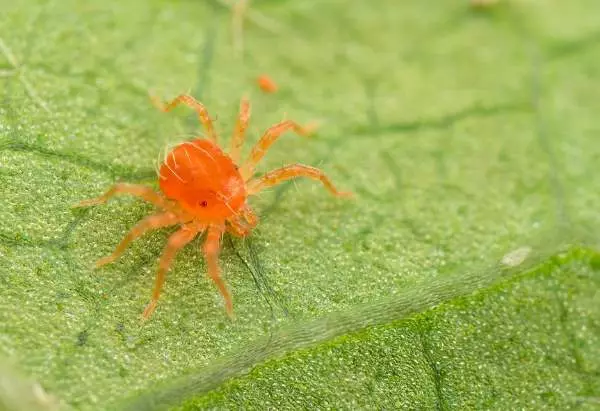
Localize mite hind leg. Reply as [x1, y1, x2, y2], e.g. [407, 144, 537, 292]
[203, 225, 233, 316]
[75, 183, 170, 209]
[142, 223, 202, 319]
[246, 164, 352, 197]
[95, 212, 179, 268]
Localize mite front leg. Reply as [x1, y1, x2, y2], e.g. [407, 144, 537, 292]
[225, 206, 258, 237]
[226, 218, 250, 237]
[150, 94, 218, 143]
[75, 183, 170, 209]
[246, 164, 352, 197]
[203, 225, 233, 316]
[242, 206, 259, 229]
[229, 98, 251, 162]
[142, 223, 202, 319]
[95, 212, 180, 268]
[239, 120, 314, 180]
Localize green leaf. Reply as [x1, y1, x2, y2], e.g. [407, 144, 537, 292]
[1, 0, 599, 410]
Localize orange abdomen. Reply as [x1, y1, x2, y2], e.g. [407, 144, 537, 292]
[159, 139, 247, 221]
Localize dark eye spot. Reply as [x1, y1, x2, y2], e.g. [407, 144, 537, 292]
[200, 200, 208, 208]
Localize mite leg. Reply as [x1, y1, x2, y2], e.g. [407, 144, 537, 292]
[95, 211, 179, 268]
[203, 225, 233, 316]
[226, 218, 249, 237]
[75, 183, 170, 209]
[150, 94, 218, 143]
[246, 164, 352, 197]
[229, 97, 251, 162]
[226, 202, 259, 237]
[239, 120, 314, 180]
[225, 205, 258, 237]
[242, 206, 259, 229]
[142, 223, 202, 319]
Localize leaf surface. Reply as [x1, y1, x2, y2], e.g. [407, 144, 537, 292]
[0, 0, 599, 409]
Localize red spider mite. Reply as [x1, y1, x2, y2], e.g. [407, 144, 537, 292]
[77, 94, 351, 319]
[257, 74, 278, 93]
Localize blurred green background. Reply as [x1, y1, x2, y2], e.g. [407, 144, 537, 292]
[0, 0, 599, 409]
